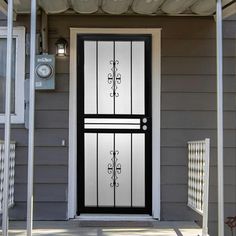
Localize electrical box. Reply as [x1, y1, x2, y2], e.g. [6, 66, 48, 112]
[35, 54, 55, 90]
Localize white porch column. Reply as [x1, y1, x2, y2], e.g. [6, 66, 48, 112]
[216, 0, 224, 236]
[27, 0, 37, 235]
[2, 0, 13, 235]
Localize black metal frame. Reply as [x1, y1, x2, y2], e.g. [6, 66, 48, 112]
[77, 34, 152, 214]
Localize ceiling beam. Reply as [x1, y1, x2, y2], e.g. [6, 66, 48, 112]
[0, 0, 17, 20]
[222, 0, 236, 19]
[0, 0, 7, 15]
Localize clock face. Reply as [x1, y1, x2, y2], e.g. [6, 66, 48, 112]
[36, 64, 53, 79]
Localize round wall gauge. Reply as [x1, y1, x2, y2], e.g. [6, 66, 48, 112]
[36, 64, 53, 79]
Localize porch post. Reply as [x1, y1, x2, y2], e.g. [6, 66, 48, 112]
[27, 0, 37, 235]
[2, 0, 13, 235]
[216, 0, 224, 236]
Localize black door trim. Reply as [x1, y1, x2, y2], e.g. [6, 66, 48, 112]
[77, 34, 152, 215]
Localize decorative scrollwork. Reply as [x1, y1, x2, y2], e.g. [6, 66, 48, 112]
[107, 60, 121, 97]
[107, 150, 121, 188]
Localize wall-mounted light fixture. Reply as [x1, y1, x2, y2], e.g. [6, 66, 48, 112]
[55, 37, 68, 56]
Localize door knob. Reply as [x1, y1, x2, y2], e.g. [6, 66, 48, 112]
[142, 125, 148, 131]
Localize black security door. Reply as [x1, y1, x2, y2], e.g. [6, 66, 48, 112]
[77, 35, 152, 214]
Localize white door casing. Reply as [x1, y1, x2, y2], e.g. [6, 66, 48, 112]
[68, 28, 161, 219]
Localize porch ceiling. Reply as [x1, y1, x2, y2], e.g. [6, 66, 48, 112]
[7, 0, 235, 16]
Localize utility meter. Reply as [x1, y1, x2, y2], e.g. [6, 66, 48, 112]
[35, 55, 55, 90]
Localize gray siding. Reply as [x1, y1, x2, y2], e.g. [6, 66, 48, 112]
[0, 14, 69, 220]
[0, 14, 235, 235]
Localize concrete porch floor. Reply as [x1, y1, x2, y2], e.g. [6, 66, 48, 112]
[0, 221, 202, 236]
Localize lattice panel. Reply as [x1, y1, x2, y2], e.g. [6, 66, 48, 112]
[0, 141, 16, 213]
[187, 140, 209, 215]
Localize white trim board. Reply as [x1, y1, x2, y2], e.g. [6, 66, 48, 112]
[0, 27, 25, 124]
[68, 28, 161, 219]
[77, 214, 154, 221]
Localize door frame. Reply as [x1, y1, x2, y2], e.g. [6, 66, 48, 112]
[77, 35, 152, 214]
[68, 28, 161, 219]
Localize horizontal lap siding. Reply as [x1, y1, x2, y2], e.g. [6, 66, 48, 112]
[160, 16, 236, 235]
[0, 14, 70, 219]
[0, 15, 234, 234]
[9, 82, 69, 219]
[46, 15, 216, 223]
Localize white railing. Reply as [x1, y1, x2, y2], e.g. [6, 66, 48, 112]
[187, 138, 210, 236]
[0, 141, 16, 213]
